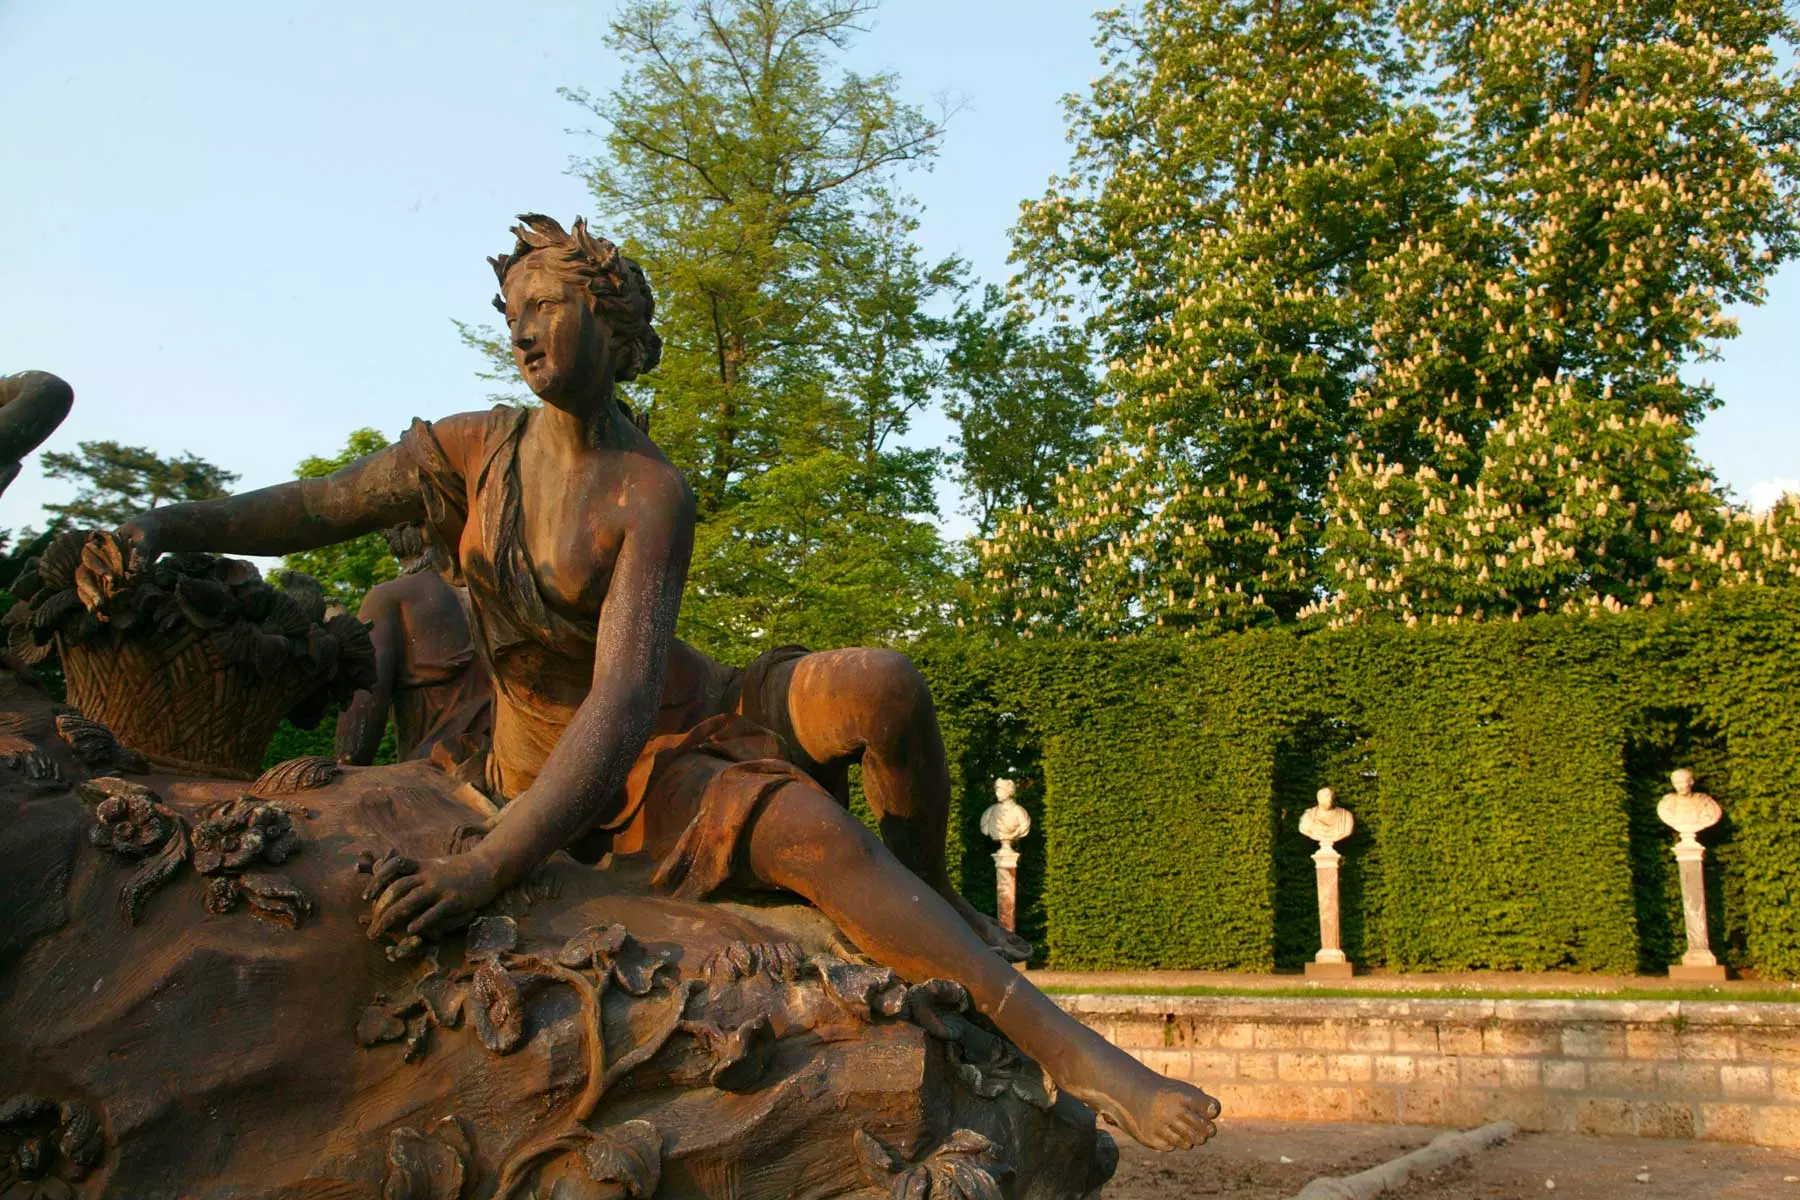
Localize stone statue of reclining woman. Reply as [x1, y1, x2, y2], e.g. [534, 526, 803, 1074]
[117, 214, 1218, 1152]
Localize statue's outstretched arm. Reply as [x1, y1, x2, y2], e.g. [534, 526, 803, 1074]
[120, 442, 426, 562]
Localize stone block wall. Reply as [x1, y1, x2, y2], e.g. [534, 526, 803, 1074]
[1056, 993, 1800, 1145]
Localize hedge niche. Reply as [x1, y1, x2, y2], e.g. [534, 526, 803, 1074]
[915, 588, 1800, 978]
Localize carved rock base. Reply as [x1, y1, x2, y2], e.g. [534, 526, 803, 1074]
[1304, 960, 1355, 980]
[1668, 963, 1728, 983]
[0, 674, 1112, 1198]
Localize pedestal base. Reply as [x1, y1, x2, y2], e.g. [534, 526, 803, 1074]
[1669, 963, 1727, 982]
[1305, 960, 1355, 980]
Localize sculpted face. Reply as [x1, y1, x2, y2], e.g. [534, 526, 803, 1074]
[502, 255, 612, 412]
[1671, 769, 1695, 795]
[1316, 787, 1335, 810]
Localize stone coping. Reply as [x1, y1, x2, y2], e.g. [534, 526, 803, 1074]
[1054, 991, 1800, 1027]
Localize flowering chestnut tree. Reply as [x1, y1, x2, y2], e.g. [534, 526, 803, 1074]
[974, 0, 1800, 634]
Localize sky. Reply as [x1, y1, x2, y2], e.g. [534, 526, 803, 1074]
[0, 0, 1795, 543]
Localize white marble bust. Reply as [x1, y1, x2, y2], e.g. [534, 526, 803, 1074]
[980, 777, 1032, 848]
[1658, 769, 1721, 848]
[1299, 787, 1355, 848]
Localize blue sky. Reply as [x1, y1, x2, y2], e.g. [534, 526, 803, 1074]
[0, 0, 1794, 540]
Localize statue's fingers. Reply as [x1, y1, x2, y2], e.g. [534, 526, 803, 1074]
[408, 896, 465, 937]
[364, 853, 420, 900]
[368, 877, 429, 937]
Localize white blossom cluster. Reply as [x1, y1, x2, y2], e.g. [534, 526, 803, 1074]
[974, 0, 1800, 636]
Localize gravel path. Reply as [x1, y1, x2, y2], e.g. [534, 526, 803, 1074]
[1100, 1119, 1800, 1199]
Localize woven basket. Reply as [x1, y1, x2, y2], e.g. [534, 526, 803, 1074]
[6, 533, 374, 778]
[58, 626, 333, 777]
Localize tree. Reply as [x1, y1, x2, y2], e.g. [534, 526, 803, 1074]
[975, 0, 1800, 633]
[40, 441, 239, 529]
[280, 429, 397, 611]
[681, 451, 951, 657]
[1313, 0, 1800, 624]
[559, 0, 961, 660]
[940, 286, 1099, 536]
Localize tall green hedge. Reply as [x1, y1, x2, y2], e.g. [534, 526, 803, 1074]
[914, 589, 1800, 978]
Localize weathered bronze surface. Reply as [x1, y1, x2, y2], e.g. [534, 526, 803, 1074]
[336, 523, 494, 767]
[0, 370, 74, 497]
[0, 215, 1218, 1194]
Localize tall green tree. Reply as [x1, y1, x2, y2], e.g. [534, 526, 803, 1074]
[977, 0, 1800, 634]
[40, 442, 239, 528]
[941, 285, 1099, 536]
[280, 429, 397, 611]
[562, 0, 961, 661]
[1315, 0, 1800, 624]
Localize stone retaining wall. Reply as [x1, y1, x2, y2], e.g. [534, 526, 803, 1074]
[1056, 993, 1800, 1145]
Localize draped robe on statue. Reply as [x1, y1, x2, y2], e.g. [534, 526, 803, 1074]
[401, 405, 810, 900]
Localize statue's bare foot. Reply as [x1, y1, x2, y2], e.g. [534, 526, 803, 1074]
[1062, 1049, 1220, 1152]
[941, 884, 1033, 963]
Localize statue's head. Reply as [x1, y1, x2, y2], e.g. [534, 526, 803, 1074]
[383, 522, 434, 575]
[490, 215, 661, 415]
[1671, 768, 1695, 795]
[1316, 787, 1336, 810]
[994, 777, 1017, 803]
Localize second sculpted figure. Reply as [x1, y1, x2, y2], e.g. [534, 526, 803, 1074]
[116, 215, 1217, 1151]
[335, 521, 494, 766]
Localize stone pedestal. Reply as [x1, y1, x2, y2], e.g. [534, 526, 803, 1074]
[1670, 843, 1726, 982]
[1659, 769, 1727, 983]
[993, 844, 1020, 935]
[1300, 788, 1355, 979]
[1304, 846, 1354, 979]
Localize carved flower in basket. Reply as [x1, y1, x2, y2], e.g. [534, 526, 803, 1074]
[73, 531, 132, 617]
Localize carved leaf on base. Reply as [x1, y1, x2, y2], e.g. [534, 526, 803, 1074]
[581, 1120, 661, 1198]
[381, 1116, 471, 1200]
[0, 1094, 107, 1190]
[558, 924, 670, 996]
[470, 961, 526, 1055]
[678, 1013, 776, 1092]
[252, 756, 341, 797]
[855, 1128, 1012, 1200]
[55, 713, 147, 774]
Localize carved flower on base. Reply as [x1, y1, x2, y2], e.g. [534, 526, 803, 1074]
[85, 784, 174, 860]
[191, 801, 298, 874]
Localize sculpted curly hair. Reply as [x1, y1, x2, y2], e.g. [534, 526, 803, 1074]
[489, 214, 662, 382]
[383, 522, 433, 574]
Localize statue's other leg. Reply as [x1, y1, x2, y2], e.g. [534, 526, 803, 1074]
[767, 647, 1031, 961]
[743, 779, 1220, 1152]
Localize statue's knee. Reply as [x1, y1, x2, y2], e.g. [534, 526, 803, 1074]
[856, 648, 932, 725]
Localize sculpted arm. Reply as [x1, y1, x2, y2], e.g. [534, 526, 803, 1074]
[369, 464, 695, 935]
[335, 587, 401, 765]
[122, 441, 428, 560]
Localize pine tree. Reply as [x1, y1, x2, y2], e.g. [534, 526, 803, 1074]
[40, 442, 239, 529]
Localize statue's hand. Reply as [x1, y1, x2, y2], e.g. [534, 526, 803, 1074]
[117, 511, 165, 573]
[364, 849, 503, 941]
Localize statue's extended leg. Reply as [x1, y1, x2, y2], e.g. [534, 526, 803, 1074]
[744, 779, 1219, 1152]
[768, 647, 1031, 962]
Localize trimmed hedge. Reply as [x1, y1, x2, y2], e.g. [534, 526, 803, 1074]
[913, 589, 1800, 978]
